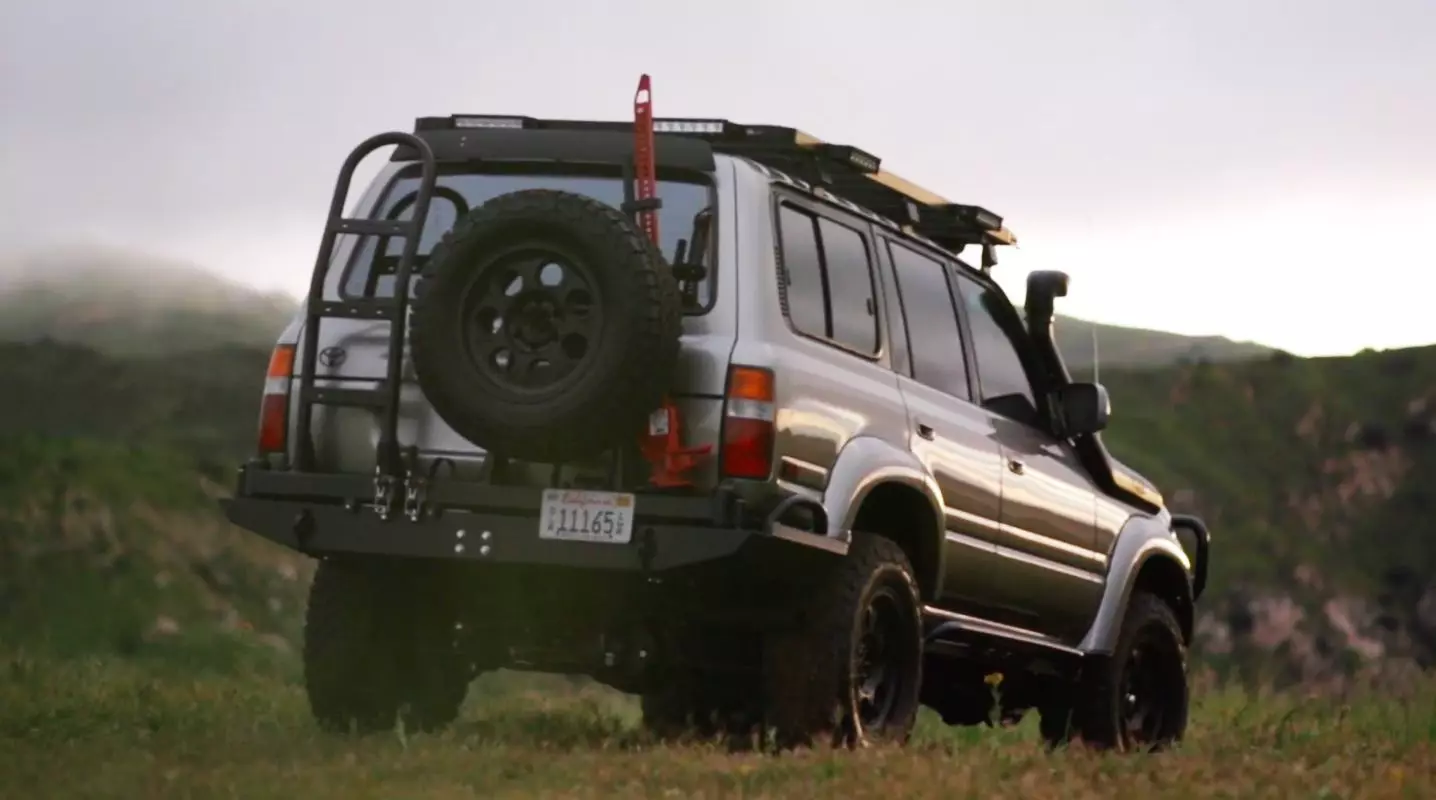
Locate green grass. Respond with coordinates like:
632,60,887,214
2,653,1433,799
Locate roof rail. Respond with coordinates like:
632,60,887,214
412,114,1017,254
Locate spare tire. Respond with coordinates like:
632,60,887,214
409,189,681,463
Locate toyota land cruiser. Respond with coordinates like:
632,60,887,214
221,77,1211,751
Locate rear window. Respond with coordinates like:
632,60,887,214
341,168,715,312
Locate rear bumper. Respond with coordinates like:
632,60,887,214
221,466,847,573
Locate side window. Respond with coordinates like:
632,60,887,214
776,206,828,338
887,242,970,399
954,274,1040,425
776,204,879,354
816,219,878,354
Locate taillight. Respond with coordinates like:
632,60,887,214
258,344,295,456
721,365,776,479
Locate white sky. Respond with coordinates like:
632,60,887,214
2,0,1433,356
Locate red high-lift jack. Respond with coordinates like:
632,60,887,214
629,75,712,488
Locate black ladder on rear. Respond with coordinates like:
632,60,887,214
291,132,438,516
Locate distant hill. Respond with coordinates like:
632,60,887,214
0,247,297,356
1054,315,1275,371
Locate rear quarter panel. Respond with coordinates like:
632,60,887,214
724,161,910,520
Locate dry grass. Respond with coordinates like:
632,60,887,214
2,655,1433,799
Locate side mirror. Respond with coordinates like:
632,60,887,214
1053,381,1110,437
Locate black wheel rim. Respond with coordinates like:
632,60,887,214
458,245,602,395
853,583,917,733
1118,624,1185,749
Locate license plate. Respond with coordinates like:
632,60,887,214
537,489,636,544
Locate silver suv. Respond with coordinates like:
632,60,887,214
222,91,1210,751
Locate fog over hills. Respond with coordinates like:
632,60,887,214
0,247,298,355
0,246,1274,368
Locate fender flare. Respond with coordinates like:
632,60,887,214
823,436,946,596
1079,511,1194,654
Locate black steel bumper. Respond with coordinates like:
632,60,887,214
221,467,847,573
1170,513,1211,600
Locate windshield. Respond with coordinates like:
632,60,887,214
341,168,715,311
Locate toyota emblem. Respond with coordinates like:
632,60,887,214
318,346,347,368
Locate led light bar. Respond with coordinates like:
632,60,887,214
811,144,881,174
946,204,1003,231
452,115,533,129
652,118,727,134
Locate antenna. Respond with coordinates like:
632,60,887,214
1091,323,1100,384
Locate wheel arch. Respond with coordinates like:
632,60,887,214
824,436,945,601
1079,512,1195,654
1130,554,1195,645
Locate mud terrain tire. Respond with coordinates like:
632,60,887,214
303,561,470,734
1039,590,1189,751
641,671,760,744
409,189,681,463
761,534,924,749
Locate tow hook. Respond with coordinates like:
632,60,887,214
371,471,397,520
403,473,428,522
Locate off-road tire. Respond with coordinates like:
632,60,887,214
303,561,470,734
397,594,472,732
409,189,682,464
641,672,760,745
761,534,924,749
1040,591,1189,752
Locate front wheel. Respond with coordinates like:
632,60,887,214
761,534,924,749
1041,591,1189,752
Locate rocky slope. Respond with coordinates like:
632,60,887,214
1100,346,1436,689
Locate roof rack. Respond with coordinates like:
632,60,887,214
412,114,1017,255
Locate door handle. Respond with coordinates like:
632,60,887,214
917,423,935,441
1007,458,1026,475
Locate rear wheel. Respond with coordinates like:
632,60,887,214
761,534,924,749
303,561,471,734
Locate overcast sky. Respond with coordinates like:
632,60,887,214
2,0,1433,355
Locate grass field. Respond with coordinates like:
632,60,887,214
3,654,1433,799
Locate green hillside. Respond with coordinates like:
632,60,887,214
0,437,311,673
0,340,266,468
1099,347,1436,684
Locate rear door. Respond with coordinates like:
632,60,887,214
300,161,730,484
883,239,1006,613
